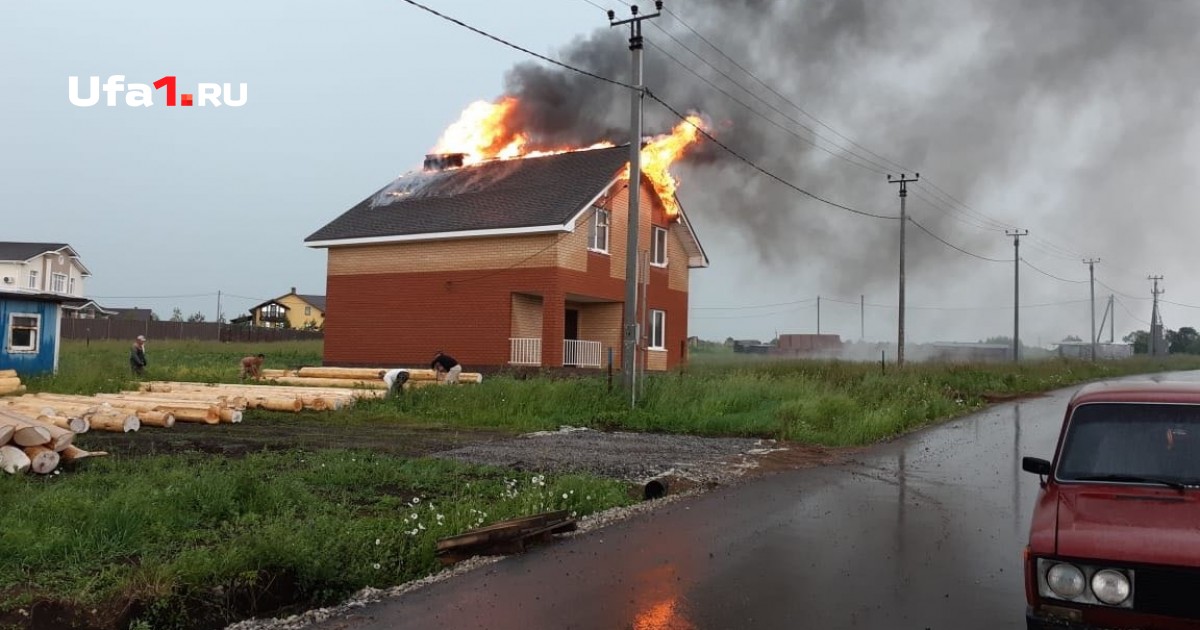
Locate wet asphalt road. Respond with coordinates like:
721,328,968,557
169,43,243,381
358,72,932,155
312,373,1198,630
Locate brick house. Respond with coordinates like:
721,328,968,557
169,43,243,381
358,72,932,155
305,146,708,371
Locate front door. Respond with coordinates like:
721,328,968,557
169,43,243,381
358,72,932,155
565,309,579,341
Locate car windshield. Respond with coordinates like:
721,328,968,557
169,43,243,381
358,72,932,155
1057,402,1200,486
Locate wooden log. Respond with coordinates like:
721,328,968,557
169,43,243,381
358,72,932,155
0,369,17,379
248,397,304,412
0,377,22,390
261,369,296,378
165,407,220,424
135,411,175,428
61,445,109,462
23,445,60,474
34,414,88,434
0,416,52,447
217,408,242,423
17,416,74,452
89,414,140,433
0,424,11,446
296,367,385,381
1,445,30,474
270,376,388,390
0,382,25,397
143,382,173,393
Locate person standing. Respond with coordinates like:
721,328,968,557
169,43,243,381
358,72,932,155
378,368,410,397
430,350,462,384
130,335,148,376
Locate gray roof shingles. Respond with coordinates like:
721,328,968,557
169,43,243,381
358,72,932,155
0,242,70,262
306,146,629,243
298,295,326,312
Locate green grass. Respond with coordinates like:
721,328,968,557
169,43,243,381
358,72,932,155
24,340,323,395
0,450,631,627
368,355,1200,446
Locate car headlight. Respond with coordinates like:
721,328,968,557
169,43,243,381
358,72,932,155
1091,569,1131,605
1046,563,1087,598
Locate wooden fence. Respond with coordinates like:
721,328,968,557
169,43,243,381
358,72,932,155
59,318,323,343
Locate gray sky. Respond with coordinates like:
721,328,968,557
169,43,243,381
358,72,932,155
3,0,1198,347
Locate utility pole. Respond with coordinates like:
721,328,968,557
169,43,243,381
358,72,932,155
216,290,222,342
609,1,662,402
1109,294,1114,343
1006,229,1029,362
1083,258,1099,361
860,294,865,341
1149,275,1164,356
817,296,821,335
887,173,918,366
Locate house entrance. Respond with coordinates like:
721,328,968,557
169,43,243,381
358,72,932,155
564,309,579,341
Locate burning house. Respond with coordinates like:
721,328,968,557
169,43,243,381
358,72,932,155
306,101,709,371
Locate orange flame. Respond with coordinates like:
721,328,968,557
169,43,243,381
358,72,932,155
625,115,706,220
432,98,706,220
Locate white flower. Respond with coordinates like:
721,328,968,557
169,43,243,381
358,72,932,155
418,523,426,530
436,514,445,522
375,539,381,546
412,497,421,504
373,563,381,570
562,493,568,499
410,513,418,521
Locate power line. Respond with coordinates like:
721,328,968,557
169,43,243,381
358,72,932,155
645,92,898,220
691,297,815,311
1020,258,1088,284
397,0,636,91
1115,297,1151,326
907,218,1008,262
89,293,217,300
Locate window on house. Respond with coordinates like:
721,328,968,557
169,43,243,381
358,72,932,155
305,306,312,316
68,277,76,295
651,226,668,266
51,273,67,293
8,314,39,353
650,309,666,350
27,270,38,290
588,208,609,253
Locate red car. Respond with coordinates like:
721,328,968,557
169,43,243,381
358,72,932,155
1023,381,1200,629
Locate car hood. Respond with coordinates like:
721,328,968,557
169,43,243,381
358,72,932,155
1056,486,1200,567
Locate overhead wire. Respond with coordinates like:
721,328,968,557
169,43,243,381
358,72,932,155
907,218,1008,263
1020,258,1089,284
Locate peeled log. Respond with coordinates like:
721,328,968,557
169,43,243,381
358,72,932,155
0,416,52,447
23,445,60,474
271,376,387,390
165,407,220,424
261,369,296,378
217,408,242,423
0,377,21,390
296,367,386,381
0,369,17,379
89,414,140,433
61,445,109,462
247,397,304,412
1,445,30,474
0,382,26,397
136,411,175,428
34,414,88,434
0,424,11,446
15,416,74,452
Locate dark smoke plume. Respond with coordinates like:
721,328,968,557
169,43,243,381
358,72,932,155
495,0,1200,297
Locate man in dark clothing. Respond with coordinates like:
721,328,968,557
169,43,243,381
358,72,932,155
430,350,462,384
130,335,147,376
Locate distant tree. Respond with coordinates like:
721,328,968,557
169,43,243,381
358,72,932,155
1062,335,1083,342
1123,330,1150,354
1168,327,1200,355
169,307,184,322
302,319,320,331
150,311,160,321
186,311,206,323
984,336,1012,346
724,337,735,347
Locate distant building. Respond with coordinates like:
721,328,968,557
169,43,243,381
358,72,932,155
244,288,326,330
1055,342,1134,360
0,242,91,374
929,342,1011,363
733,339,772,354
773,334,843,358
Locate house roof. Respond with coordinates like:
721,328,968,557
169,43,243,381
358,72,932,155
0,289,88,305
108,307,155,322
0,242,92,276
248,292,326,314
297,295,326,312
62,300,118,315
306,146,632,246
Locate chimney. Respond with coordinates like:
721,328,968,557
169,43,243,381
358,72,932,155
423,153,466,172
290,286,296,294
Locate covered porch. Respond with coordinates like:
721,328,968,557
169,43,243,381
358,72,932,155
508,293,621,369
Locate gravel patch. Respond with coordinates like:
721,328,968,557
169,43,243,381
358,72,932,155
429,426,776,484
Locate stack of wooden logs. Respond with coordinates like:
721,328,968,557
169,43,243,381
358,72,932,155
0,408,108,475
261,366,484,389
0,369,27,397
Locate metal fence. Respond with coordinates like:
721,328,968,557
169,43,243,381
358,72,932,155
59,317,323,343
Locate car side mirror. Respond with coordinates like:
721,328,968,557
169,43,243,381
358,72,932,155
1023,456,1052,487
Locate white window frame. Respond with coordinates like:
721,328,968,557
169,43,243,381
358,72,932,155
51,272,67,293
651,226,668,267
68,276,76,295
650,309,666,350
27,270,38,290
304,306,312,316
7,313,40,353
588,208,610,254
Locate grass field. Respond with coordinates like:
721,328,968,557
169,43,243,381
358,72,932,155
0,451,632,629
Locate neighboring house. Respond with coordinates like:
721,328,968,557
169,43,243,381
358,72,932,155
0,242,91,374
773,334,844,357
246,288,326,329
107,307,155,322
62,300,118,319
305,146,708,371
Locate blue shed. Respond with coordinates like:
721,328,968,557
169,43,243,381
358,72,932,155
0,290,84,376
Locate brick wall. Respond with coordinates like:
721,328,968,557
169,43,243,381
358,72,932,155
510,294,543,338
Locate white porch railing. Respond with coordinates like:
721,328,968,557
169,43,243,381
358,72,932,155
563,339,603,368
509,338,542,366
